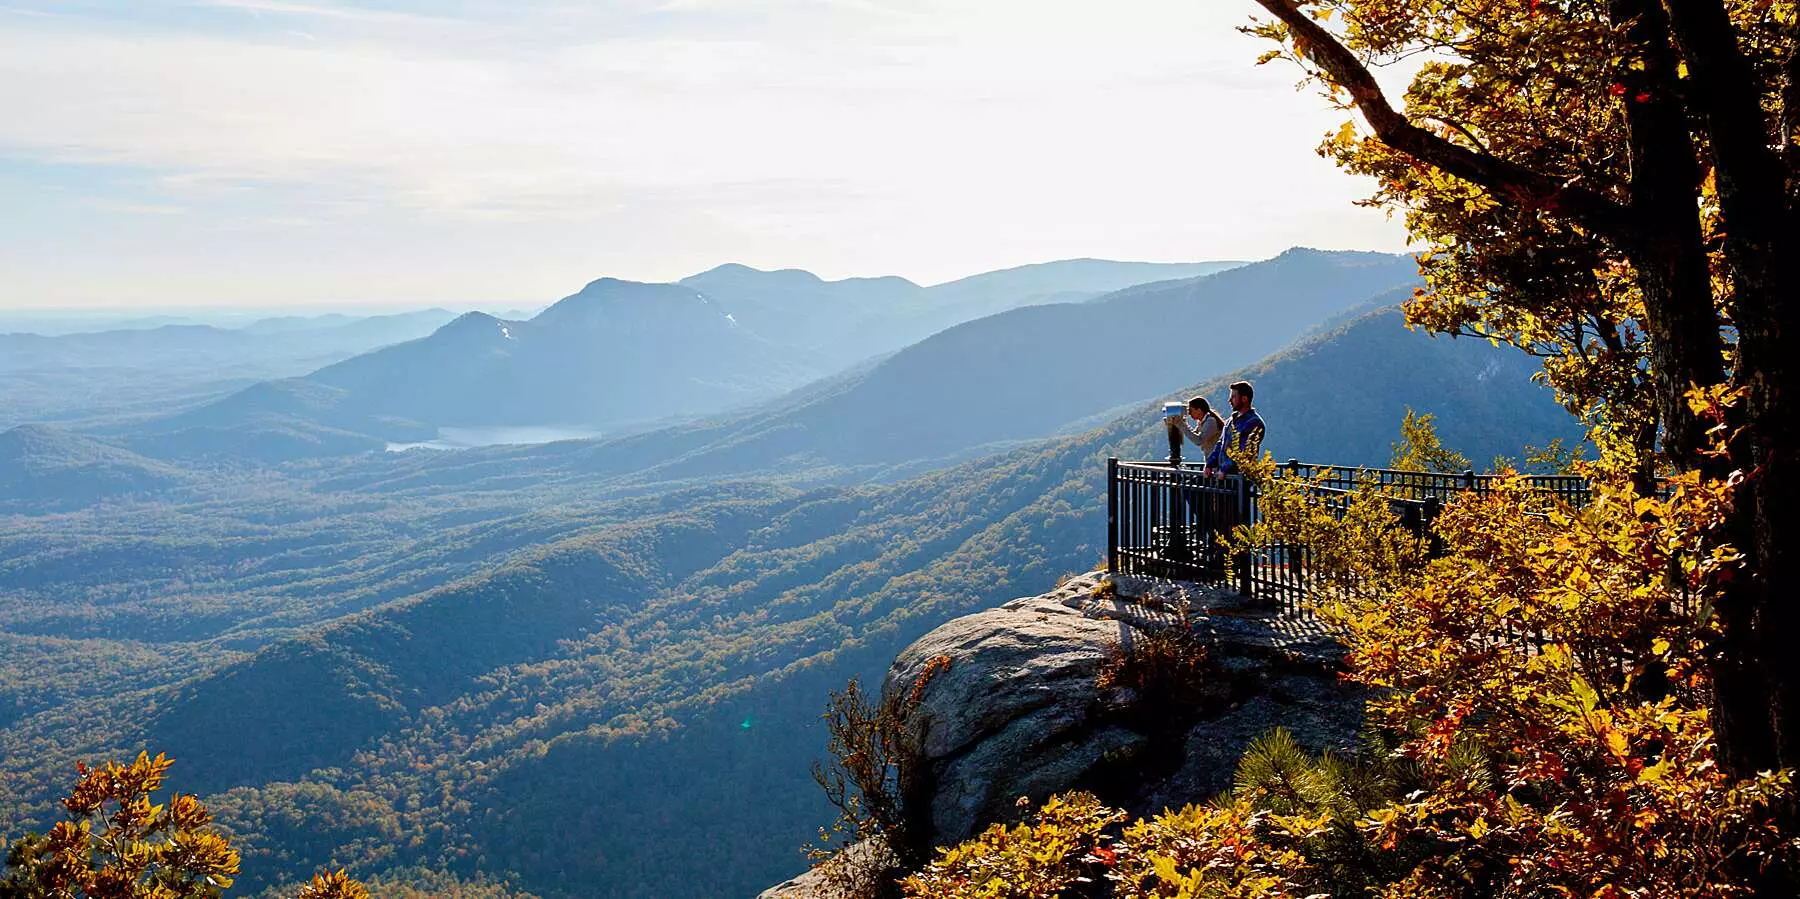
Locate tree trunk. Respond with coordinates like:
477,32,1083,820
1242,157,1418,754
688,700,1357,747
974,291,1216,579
1609,0,1728,466
1662,0,1800,778
1782,20,1800,205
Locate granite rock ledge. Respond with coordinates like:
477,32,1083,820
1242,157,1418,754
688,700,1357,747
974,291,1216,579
761,572,1365,898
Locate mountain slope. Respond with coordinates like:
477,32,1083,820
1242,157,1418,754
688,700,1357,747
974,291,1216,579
152,281,815,448
0,425,194,507
0,303,1586,898
0,310,458,431
550,248,1421,482
679,258,1244,373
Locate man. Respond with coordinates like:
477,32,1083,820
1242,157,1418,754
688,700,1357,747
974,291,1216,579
1206,381,1266,475
1174,395,1224,459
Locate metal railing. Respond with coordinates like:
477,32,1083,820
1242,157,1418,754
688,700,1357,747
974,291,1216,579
1106,458,1593,612
1107,460,1248,586
1273,460,1592,508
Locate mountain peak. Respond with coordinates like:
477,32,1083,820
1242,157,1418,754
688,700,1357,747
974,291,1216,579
681,264,825,289
429,311,513,342
504,279,748,354
1271,246,1412,264
536,279,710,327
573,276,663,294
445,310,501,327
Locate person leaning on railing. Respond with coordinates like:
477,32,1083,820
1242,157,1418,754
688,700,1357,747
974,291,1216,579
1174,395,1225,459
1205,380,1266,476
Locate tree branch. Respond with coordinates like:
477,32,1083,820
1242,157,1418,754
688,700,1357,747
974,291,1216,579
1250,0,1634,237
1424,115,1490,153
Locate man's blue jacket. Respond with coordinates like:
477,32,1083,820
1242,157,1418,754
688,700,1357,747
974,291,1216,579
1206,407,1266,474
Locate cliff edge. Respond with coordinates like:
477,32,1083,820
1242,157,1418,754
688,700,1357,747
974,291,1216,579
762,572,1364,897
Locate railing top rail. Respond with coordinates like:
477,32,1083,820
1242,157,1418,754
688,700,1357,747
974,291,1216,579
1106,456,1600,610
1113,458,1589,490
1272,459,1586,482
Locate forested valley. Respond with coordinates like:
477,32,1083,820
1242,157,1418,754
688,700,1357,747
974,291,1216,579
0,249,1581,897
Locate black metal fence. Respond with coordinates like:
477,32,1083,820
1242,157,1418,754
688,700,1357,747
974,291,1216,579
1107,460,1248,586
1272,460,1592,508
1107,458,1594,612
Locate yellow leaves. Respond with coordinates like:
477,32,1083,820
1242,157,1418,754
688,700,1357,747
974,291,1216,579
2,751,253,899
1223,411,1785,891
1568,676,1600,714
165,794,211,832
295,869,373,899
903,793,1126,898
1600,722,1631,762
1150,854,1183,884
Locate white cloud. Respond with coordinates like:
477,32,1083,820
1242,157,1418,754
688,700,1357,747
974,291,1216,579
0,1,1407,303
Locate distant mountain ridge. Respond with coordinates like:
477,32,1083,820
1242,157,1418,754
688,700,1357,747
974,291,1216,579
542,248,1422,482
141,258,1248,457
680,257,1244,372
0,309,459,432
0,284,1583,898
0,310,455,371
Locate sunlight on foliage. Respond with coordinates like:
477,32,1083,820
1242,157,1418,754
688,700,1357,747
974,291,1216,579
912,391,1795,896
0,754,377,899
809,655,953,898
0,752,240,899
901,793,1123,899
292,869,369,899
1389,409,1470,474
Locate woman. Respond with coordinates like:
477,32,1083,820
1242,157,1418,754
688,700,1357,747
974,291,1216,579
1175,395,1224,462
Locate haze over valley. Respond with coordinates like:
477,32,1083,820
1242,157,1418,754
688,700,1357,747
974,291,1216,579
0,248,1584,897
6,0,1790,894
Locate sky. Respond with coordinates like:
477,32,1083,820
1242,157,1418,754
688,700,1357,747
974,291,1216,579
0,0,1410,310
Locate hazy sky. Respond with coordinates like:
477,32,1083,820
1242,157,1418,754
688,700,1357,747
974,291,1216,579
0,0,1409,309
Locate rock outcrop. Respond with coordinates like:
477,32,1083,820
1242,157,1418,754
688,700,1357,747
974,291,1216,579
888,572,1362,844
762,572,1364,896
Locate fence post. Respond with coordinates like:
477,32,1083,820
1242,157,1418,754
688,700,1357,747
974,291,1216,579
1422,495,1444,559
1235,474,1253,598
1107,458,1119,574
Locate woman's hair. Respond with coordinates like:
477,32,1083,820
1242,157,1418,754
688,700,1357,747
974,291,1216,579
1187,396,1212,414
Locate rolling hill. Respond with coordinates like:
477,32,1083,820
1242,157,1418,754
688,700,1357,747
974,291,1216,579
0,309,458,431
143,260,1246,458
0,425,195,507
0,301,1582,898
520,248,1424,483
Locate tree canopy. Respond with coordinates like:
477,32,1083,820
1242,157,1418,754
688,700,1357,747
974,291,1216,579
1245,0,1799,781
0,754,370,899
878,5,1800,893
